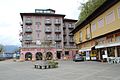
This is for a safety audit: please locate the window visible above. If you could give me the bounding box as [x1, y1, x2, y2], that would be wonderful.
[118, 6, 120, 18]
[79, 31, 82, 42]
[91, 23, 96, 32]
[45, 18, 51, 23]
[106, 11, 115, 24]
[55, 18, 60, 23]
[86, 27, 91, 39]
[98, 18, 104, 28]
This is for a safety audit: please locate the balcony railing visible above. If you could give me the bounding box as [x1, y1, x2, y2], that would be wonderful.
[55, 29, 61, 33]
[54, 21, 61, 25]
[54, 37, 62, 41]
[25, 20, 32, 25]
[23, 35, 32, 41]
[68, 25, 74, 29]
[45, 28, 52, 33]
[69, 39, 74, 43]
[45, 37, 52, 41]
[64, 46, 77, 49]
[45, 21, 52, 25]
[25, 28, 32, 33]
[69, 33, 73, 36]
[64, 39, 67, 42]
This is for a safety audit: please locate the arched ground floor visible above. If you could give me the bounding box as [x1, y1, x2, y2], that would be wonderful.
[19, 48, 77, 61]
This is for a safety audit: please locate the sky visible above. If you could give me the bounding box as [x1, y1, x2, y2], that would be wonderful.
[0, 0, 88, 46]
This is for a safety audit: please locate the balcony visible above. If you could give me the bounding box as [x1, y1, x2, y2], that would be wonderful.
[45, 37, 52, 41]
[69, 39, 74, 43]
[25, 20, 32, 25]
[45, 28, 52, 33]
[64, 46, 77, 49]
[54, 21, 61, 25]
[63, 32, 66, 36]
[24, 35, 32, 41]
[25, 28, 32, 33]
[64, 39, 67, 43]
[45, 21, 52, 25]
[55, 29, 61, 33]
[69, 33, 73, 36]
[68, 25, 74, 29]
[54, 37, 62, 41]
[56, 45, 62, 49]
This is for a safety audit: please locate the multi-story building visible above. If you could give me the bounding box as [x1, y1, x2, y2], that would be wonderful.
[72, 0, 120, 61]
[63, 19, 77, 60]
[19, 9, 77, 61]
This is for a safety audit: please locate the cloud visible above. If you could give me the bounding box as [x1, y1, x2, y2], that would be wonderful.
[0, 0, 88, 46]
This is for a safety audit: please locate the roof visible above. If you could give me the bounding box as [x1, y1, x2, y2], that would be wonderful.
[20, 13, 65, 20]
[63, 18, 77, 22]
[72, 0, 119, 34]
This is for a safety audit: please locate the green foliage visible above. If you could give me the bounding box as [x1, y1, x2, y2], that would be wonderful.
[0, 44, 4, 53]
[77, 0, 106, 25]
[48, 60, 58, 68]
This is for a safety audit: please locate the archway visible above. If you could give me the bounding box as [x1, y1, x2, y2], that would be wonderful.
[25, 52, 32, 61]
[46, 52, 53, 60]
[36, 52, 43, 60]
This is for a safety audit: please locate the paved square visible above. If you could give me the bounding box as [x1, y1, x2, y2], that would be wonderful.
[0, 60, 120, 80]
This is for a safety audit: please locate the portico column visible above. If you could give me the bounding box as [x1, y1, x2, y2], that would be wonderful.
[32, 53, 36, 61]
[115, 47, 117, 57]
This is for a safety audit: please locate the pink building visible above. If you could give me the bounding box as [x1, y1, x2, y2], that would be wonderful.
[19, 9, 77, 61]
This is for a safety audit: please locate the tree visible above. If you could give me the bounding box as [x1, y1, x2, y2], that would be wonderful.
[77, 0, 106, 24]
[0, 44, 4, 54]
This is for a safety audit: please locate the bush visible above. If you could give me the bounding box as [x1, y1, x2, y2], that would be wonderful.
[48, 60, 58, 68]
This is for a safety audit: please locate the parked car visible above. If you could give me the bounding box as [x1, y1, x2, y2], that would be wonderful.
[73, 54, 84, 62]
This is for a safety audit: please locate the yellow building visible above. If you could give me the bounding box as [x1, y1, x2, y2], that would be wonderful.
[72, 0, 120, 61]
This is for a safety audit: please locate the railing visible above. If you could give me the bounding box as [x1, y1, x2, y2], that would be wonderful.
[25, 28, 32, 33]
[54, 37, 62, 41]
[45, 21, 52, 25]
[23, 35, 32, 41]
[25, 20, 32, 25]
[64, 46, 77, 48]
[45, 28, 52, 33]
[54, 21, 61, 25]
[55, 29, 61, 33]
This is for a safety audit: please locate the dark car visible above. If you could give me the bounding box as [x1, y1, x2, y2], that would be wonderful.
[73, 54, 84, 62]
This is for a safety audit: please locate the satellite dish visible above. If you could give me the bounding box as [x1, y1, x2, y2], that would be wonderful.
[36, 40, 41, 45]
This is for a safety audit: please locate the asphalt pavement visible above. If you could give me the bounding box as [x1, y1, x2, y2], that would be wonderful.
[0, 60, 120, 80]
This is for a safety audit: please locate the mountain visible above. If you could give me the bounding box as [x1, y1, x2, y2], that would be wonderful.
[4, 45, 19, 53]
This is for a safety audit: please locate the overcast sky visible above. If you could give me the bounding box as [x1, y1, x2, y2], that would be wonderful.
[0, 0, 88, 46]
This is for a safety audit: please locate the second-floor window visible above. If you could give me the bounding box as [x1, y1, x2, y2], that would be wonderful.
[45, 18, 51, 23]
[79, 31, 82, 41]
[86, 27, 91, 39]
[91, 23, 96, 32]
[118, 6, 120, 18]
[106, 11, 115, 24]
[98, 18, 104, 28]
[55, 18, 60, 23]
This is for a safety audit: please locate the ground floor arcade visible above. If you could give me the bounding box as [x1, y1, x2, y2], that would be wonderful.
[20, 48, 77, 61]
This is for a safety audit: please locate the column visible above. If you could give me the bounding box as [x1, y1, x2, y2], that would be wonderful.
[32, 53, 36, 61]
[115, 47, 118, 57]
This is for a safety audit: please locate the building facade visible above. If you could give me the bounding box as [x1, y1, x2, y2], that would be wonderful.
[72, 0, 120, 61]
[63, 19, 78, 60]
[19, 9, 77, 61]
